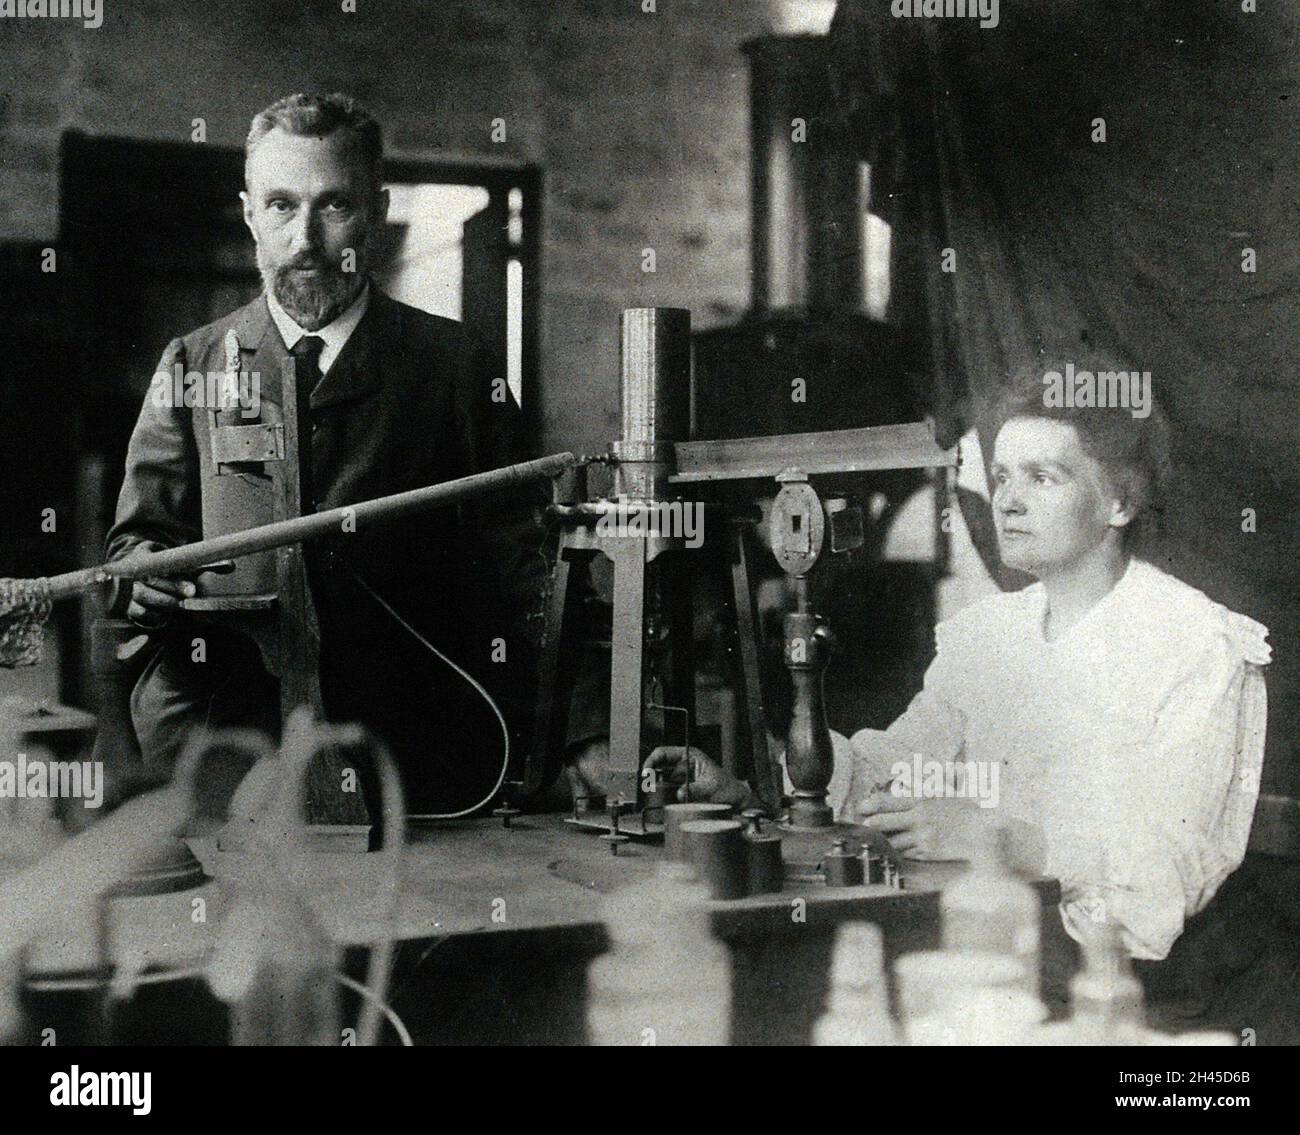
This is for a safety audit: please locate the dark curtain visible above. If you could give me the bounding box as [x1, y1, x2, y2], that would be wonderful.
[830, 0, 1299, 794]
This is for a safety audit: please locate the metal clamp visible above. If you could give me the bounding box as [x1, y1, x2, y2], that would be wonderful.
[210, 423, 285, 468]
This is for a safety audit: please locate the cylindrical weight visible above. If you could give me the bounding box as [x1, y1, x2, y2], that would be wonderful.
[746, 833, 784, 895]
[663, 802, 732, 862]
[679, 818, 748, 900]
[823, 840, 864, 887]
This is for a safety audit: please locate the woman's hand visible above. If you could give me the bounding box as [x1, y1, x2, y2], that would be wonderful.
[857, 791, 988, 860]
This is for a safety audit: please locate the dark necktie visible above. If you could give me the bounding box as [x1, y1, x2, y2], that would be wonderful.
[290, 334, 327, 395]
[288, 335, 325, 514]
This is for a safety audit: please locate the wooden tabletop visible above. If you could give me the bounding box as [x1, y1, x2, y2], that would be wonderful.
[23, 813, 1062, 978]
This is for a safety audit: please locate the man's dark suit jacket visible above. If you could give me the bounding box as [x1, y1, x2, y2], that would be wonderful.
[107, 286, 603, 813]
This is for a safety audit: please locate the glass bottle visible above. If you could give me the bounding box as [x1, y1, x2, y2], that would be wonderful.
[813, 922, 897, 1046]
[940, 822, 1040, 994]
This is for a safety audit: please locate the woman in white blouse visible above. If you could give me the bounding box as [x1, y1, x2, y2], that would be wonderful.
[648, 373, 1271, 961]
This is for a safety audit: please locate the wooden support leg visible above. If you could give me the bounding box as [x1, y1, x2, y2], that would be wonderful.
[729, 521, 779, 811]
[522, 536, 581, 796]
[665, 551, 696, 748]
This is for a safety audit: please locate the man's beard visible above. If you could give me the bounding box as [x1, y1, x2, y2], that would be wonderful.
[259, 250, 363, 331]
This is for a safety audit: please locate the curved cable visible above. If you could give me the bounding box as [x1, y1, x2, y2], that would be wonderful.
[336, 973, 413, 1046]
[346, 569, 511, 821]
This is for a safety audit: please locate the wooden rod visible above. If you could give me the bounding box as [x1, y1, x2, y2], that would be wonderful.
[44, 452, 580, 601]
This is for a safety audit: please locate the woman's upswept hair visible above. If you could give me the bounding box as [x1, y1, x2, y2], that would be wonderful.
[993, 350, 1173, 539]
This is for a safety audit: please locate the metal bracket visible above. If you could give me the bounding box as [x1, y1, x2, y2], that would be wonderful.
[825, 497, 863, 554]
[210, 423, 285, 468]
[771, 473, 825, 576]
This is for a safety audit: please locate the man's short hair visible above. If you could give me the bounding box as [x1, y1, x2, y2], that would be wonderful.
[994, 350, 1172, 537]
[245, 92, 384, 193]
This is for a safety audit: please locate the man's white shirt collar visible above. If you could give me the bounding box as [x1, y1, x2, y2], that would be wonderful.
[266, 282, 371, 376]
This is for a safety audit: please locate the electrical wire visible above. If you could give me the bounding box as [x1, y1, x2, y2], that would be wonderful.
[336, 973, 413, 1046]
[346, 569, 511, 821]
[350, 733, 405, 1047]
[50, 562, 510, 1042]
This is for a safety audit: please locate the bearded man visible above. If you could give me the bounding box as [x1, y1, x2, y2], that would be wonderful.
[106, 93, 606, 817]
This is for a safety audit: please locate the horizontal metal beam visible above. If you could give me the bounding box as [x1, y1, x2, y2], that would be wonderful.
[670, 422, 958, 483]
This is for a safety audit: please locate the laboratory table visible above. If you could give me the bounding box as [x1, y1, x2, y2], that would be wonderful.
[19, 813, 1076, 1045]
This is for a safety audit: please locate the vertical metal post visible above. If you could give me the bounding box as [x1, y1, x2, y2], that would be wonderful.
[606, 537, 647, 805]
[610, 307, 691, 500]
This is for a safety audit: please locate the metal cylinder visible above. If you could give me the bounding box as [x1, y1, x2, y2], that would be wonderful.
[664, 802, 733, 862]
[612, 307, 691, 500]
[823, 839, 864, 887]
[680, 818, 748, 900]
[746, 831, 785, 895]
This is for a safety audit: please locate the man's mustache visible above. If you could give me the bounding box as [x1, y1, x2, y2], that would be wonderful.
[283, 255, 339, 272]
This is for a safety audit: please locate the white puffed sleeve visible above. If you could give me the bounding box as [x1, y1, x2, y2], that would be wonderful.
[1047, 611, 1270, 960]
